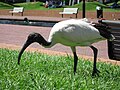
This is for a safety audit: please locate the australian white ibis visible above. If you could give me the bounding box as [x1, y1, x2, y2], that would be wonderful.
[18, 19, 115, 76]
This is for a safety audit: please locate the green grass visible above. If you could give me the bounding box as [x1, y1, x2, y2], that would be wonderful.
[0, 48, 120, 90]
[14, 2, 48, 10]
[0, 1, 120, 12]
[0, 2, 14, 9]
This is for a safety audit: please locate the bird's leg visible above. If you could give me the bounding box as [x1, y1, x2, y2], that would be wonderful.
[90, 46, 100, 76]
[71, 47, 78, 75]
[73, 52, 78, 75]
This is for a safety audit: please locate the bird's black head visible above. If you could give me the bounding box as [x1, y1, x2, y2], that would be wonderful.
[18, 32, 49, 65]
[93, 23, 115, 41]
[27, 32, 44, 45]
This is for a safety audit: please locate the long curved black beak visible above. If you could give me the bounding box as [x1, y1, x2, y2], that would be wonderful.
[18, 39, 32, 65]
[18, 33, 39, 65]
[18, 32, 51, 65]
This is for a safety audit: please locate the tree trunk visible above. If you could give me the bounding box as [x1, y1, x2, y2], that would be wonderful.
[72, 0, 74, 6]
[77, 0, 80, 4]
[26, 0, 30, 2]
[69, 0, 72, 6]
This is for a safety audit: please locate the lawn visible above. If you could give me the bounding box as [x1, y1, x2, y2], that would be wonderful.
[0, 2, 14, 9]
[0, 1, 120, 12]
[0, 48, 120, 90]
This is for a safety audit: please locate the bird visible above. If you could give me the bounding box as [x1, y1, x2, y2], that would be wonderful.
[18, 18, 115, 76]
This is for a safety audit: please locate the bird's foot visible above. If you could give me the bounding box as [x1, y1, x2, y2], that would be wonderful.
[74, 70, 77, 75]
[92, 68, 100, 77]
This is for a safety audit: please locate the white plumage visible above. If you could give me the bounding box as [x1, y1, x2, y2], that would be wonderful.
[48, 19, 104, 47]
[18, 18, 115, 76]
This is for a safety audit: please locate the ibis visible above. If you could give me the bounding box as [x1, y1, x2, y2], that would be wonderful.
[18, 19, 115, 76]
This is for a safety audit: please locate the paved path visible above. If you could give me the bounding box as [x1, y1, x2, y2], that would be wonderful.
[0, 15, 68, 22]
[0, 24, 108, 58]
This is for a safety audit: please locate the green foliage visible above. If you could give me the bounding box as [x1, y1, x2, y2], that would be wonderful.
[0, 48, 120, 90]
